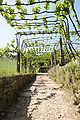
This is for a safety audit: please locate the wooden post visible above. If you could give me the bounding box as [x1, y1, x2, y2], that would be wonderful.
[59, 37, 64, 66]
[48, 59, 51, 68]
[54, 48, 57, 66]
[51, 52, 54, 67]
[16, 34, 21, 73]
[29, 59, 31, 73]
[25, 58, 27, 73]
[17, 51, 20, 73]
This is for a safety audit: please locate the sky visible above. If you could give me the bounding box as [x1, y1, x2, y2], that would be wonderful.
[0, 0, 80, 48]
[0, 16, 16, 48]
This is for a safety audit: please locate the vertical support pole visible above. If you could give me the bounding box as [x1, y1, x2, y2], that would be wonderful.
[16, 34, 21, 73]
[28, 58, 31, 73]
[59, 37, 64, 66]
[48, 59, 51, 68]
[51, 52, 54, 67]
[54, 47, 57, 66]
[25, 58, 27, 73]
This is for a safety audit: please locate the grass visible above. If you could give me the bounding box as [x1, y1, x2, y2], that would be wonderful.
[48, 57, 80, 105]
[0, 57, 17, 76]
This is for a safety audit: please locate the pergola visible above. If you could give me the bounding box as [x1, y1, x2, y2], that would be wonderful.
[0, 0, 80, 73]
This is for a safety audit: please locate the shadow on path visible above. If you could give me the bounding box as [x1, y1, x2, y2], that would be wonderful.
[1, 75, 80, 120]
[1, 78, 36, 120]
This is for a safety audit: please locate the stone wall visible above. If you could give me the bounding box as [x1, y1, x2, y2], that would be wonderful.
[0, 74, 36, 113]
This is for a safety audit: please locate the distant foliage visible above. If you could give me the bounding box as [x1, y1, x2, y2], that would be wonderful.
[0, 57, 17, 76]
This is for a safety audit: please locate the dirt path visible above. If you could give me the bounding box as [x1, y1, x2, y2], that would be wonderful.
[2, 75, 80, 120]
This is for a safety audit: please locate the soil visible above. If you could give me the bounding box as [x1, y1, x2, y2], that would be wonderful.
[1, 75, 80, 120]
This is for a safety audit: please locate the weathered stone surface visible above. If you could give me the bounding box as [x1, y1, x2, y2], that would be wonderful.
[0, 74, 36, 114]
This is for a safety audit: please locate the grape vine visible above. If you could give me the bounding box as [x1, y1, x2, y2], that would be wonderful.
[0, 0, 80, 73]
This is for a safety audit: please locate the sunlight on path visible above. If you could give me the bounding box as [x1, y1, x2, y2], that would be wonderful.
[2, 75, 80, 120]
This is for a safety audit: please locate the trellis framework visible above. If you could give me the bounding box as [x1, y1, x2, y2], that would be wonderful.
[0, 0, 80, 73]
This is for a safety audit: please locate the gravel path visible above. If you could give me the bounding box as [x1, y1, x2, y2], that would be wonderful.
[2, 75, 80, 120]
